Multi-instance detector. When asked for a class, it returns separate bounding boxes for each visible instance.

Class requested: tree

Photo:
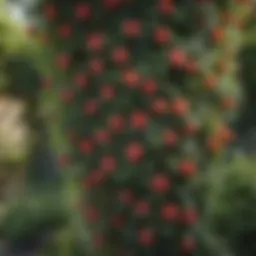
[37,0,253,255]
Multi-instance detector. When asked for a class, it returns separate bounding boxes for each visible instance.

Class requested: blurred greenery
[0,4,88,254]
[0,1,256,255]
[200,154,256,256]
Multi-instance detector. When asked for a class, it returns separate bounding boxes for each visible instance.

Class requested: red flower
[182,208,198,226]
[168,48,187,68]
[206,136,223,153]
[154,26,172,45]
[94,129,111,145]
[183,120,199,135]
[158,0,174,15]
[150,174,171,193]
[134,201,150,217]
[112,47,130,65]
[83,169,106,189]
[179,160,197,177]
[185,60,199,74]
[73,73,88,89]
[181,235,197,253]
[218,125,236,143]
[100,84,116,100]
[152,98,168,114]
[171,98,189,115]
[161,203,179,221]
[58,24,72,38]
[107,114,126,132]
[104,0,124,9]
[211,27,225,43]
[83,99,98,116]
[87,33,105,51]
[221,96,237,110]
[203,75,218,90]
[123,69,140,88]
[79,138,94,154]
[75,3,91,20]
[130,111,148,130]
[100,155,117,174]
[88,58,105,75]
[163,129,178,146]
[122,19,142,38]
[125,142,144,163]
[138,228,156,247]
[141,79,158,95]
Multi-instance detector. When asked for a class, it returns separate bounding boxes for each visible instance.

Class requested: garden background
[0,0,256,255]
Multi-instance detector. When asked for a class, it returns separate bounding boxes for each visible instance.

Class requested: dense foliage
[36,1,253,255]
[203,155,256,256]
[0,6,76,255]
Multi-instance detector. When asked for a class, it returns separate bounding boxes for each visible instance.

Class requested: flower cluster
[38,0,251,254]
